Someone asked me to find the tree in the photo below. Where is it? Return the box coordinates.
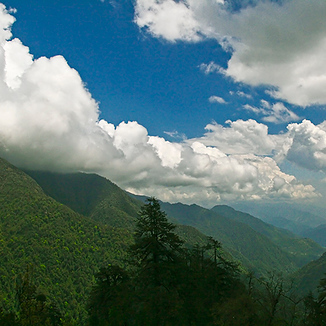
[182,238,242,326]
[87,264,131,326]
[130,197,184,286]
[130,197,185,325]
[304,274,326,326]
[16,266,63,326]
[0,307,19,326]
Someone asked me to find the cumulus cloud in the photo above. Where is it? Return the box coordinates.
[243,100,300,124]
[190,119,283,156]
[134,0,202,42]
[134,0,326,106]
[284,120,326,172]
[0,4,319,205]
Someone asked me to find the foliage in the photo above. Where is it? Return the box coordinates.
[304,274,326,326]
[211,205,324,267]
[87,265,132,326]
[161,201,323,276]
[2,158,326,325]
[293,252,326,296]
[87,198,247,326]
[0,158,133,324]
[25,170,141,229]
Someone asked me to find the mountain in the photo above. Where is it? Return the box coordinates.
[24,170,142,229]
[292,252,326,295]
[26,169,325,275]
[24,170,211,249]
[232,201,326,235]
[211,205,324,266]
[301,224,326,247]
[156,201,323,275]
[0,158,134,323]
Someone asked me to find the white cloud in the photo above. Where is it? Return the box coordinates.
[199,61,224,75]
[209,95,227,104]
[0,4,319,206]
[284,120,326,172]
[230,90,253,99]
[243,100,300,124]
[190,119,283,156]
[134,0,202,42]
[4,38,33,89]
[134,0,326,106]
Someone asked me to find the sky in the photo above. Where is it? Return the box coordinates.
[1,0,326,207]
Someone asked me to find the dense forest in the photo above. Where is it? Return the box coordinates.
[1,197,326,325]
[1,157,326,325]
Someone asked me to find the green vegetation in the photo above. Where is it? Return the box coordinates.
[86,198,326,326]
[87,198,244,326]
[0,158,133,324]
[26,170,324,275]
[160,202,323,275]
[0,159,213,324]
[24,170,142,230]
[1,158,326,325]
[302,224,326,247]
[292,252,326,295]
[211,205,324,267]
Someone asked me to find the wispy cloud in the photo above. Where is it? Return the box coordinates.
[164,130,187,141]
[230,90,253,99]
[243,100,300,124]
[199,61,225,75]
[209,95,227,104]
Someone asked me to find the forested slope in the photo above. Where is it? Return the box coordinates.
[211,205,324,266]
[0,158,133,323]
[292,252,326,295]
[25,170,142,229]
[25,170,211,248]
[27,169,324,276]
[160,202,323,275]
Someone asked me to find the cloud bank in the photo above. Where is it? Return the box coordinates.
[135,0,326,107]
[0,3,323,206]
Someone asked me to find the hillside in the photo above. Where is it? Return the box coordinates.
[292,252,326,295]
[159,202,292,274]
[302,224,326,247]
[0,158,134,323]
[24,169,324,276]
[159,202,324,275]
[25,170,211,249]
[25,170,142,229]
[211,205,324,266]
[232,201,326,235]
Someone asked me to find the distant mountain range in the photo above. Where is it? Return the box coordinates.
[25,167,326,276]
[1,156,325,323]
[232,201,326,247]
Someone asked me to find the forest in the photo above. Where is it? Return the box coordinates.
[1,197,326,326]
[0,158,326,325]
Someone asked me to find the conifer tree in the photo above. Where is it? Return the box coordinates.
[130,197,185,325]
[130,197,184,286]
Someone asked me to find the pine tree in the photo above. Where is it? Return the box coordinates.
[130,197,185,325]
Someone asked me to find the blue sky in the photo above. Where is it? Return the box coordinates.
[1,0,326,207]
[4,0,319,136]
[2,0,237,137]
